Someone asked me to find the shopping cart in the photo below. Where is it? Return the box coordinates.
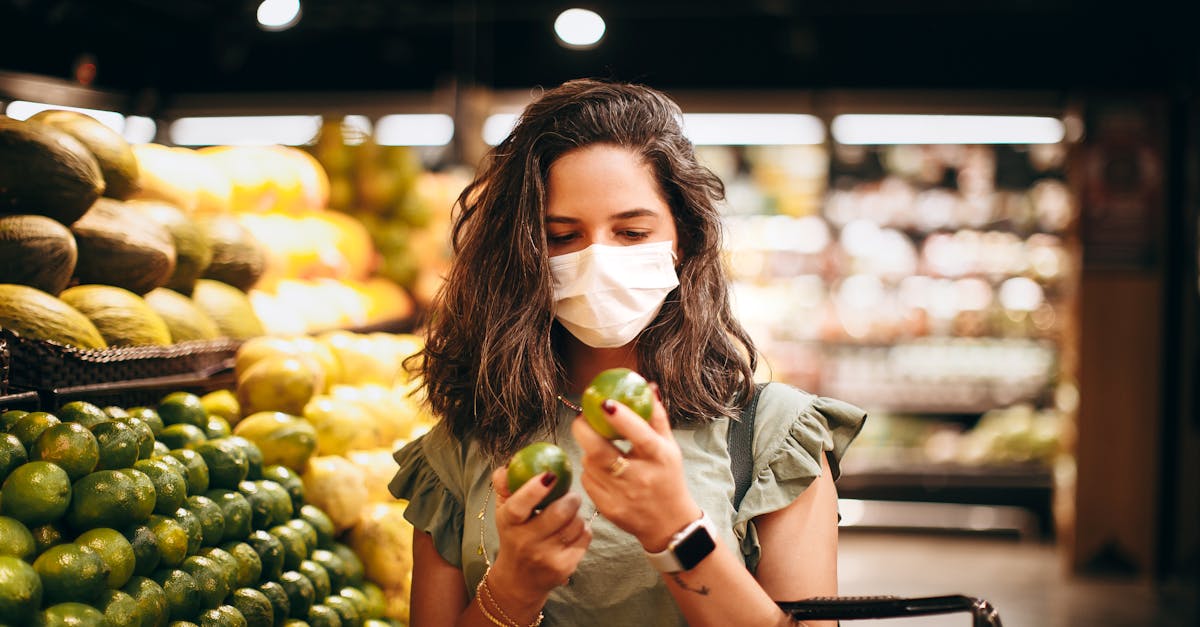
[779,594,1003,625]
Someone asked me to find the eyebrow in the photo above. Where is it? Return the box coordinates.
[545,208,661,224]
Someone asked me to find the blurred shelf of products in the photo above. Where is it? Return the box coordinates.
[705,134,1078,539]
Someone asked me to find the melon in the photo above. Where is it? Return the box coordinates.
[59,284,172,347]
[70,198,177,295]
[127,200,212,295]
[0,117,105,225]
[28,109,139,200]
[192,279,265,340]
[0,214,78,295]
[143,287,221,342]
[200,214,267,291]
[0,283,107,349]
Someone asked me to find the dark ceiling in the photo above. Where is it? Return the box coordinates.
[1,0,1197,100]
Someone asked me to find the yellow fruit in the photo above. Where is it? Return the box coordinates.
[201,389,242,426]
[346,503,412,593]
[233,412,317,472]
[303,396,382,457]
[238,355,325,417]
[192,279,265,340]
[144,287,222,342]
[0,283,107,349]
[59,284,172,346]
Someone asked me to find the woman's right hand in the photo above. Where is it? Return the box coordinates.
[486,465,592,604]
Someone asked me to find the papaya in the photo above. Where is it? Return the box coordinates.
[128,200,213,294]
[0,214,78,295]
[0,283,107,349]
[143,287,221,342]
[0,117,105,225]
[28,109,140,200]
[71,198,177,295]
[201,214,267,292]
[192,279,265,340]
[232,412,317,472]
[59,285,172,347]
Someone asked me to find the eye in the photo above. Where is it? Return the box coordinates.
[619,230,650,241]
[547,232,578,245]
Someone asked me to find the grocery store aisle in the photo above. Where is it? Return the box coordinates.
[838,531,1198,626]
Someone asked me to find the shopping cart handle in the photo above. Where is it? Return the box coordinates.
[778,594,1003,625]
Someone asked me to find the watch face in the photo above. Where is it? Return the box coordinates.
[674,526,717,570]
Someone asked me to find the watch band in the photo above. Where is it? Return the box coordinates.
[644,510,718,573]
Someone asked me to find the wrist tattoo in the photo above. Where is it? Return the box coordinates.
[670,573,711,595]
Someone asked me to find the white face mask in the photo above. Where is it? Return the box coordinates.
[549,241,680,348]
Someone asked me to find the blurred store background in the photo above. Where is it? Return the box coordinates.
[2,1,1198,624]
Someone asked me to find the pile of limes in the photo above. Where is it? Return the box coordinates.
[0,392,398,627]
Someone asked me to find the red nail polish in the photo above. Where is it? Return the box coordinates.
[602,399,616,414]
[541,472,556,486]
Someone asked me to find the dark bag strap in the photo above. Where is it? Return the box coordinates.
[728,382,768,510]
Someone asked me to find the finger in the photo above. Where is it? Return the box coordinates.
[602,398,663,453]
[491,466,512,500]
[500,471,560,523]
[555,515,587,546]
[571,415,618,457]
[646,382,672,438]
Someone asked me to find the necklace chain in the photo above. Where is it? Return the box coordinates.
[556,394,582,413]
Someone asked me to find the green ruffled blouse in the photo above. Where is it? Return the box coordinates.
[388,383,866,626]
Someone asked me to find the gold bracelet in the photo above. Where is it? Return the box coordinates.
[476,570,545,627]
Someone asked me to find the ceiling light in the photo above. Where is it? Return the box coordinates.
[682,113,825,145]
[257,0,302,32]
[5,101,125,134]
[122,116,157,144]
[554,8,605,49]
[482,113,519,146]
[831,114,1066,145]
[169,115,321,146]
[374,114,455,146]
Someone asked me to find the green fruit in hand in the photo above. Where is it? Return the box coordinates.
[506,442,571,509]
[581,367,654,440]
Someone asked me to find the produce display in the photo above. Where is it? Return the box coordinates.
[0,392,399,626]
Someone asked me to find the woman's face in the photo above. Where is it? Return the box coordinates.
[544,144,679,258]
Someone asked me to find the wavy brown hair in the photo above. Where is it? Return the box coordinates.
[419,78,757,459]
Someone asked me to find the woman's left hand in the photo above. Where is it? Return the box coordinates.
[570,383,703,552]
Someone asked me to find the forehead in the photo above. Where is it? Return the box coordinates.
[545,144,667,213]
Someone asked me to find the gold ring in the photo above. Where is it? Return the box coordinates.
[608,456,630,478]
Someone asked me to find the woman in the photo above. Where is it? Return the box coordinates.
[390,79,865,626]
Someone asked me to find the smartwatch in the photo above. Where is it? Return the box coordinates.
[644,511,718,573]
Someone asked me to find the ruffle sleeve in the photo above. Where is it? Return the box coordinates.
[732,384,867,572]
[388,430,468,568]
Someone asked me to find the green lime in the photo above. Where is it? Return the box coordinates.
[0,410,29,431]
[39,601,107,626]
[309,549,348,591]
[198,605,248,627]
[11,411,61,450]
[117,415,157,460]
[122,523,162,576]
[134,458,189,515]
[506,442,572,509]
[201,390,241,426]
[197,545,241,592]
[31,422,100,480]
[336,586,370,619]
[153,440,172,458]
[169,506,205,556]
[307,604,342,627]
[97,589,141,627]
[207,489,253,542]
[239,480,290,530]
[0,433,27,484]
[278,570,315,619]
[66,469,155,529]
[219,541,264,589]
[284,520,317,555]
[29,522,68,555]
[0,554,41,623]
[257,581,290,626]
[261,465,305,513]
[581,367,654,439]
[205,416,233,439]
[330,543,364,588]
[75,527,136,588]
[297,505,334,549]
[91,420,141,470]
[187,494,227,547]
[1,461,72,525]
[56,401,111,429]
[168,448,211,495]
[158,392,208,428]
[358,582,385,620]
[121,575,170,627]
[151,567,201,621]
[160,423,209,450]
[0,515,35,561]
[224,435,264,480]
[297,558,331,599]
[191,439,249,490]
[104,406,130,419]
[147,514,190,568]
[181,554,232,611]
[33,543,109,603]
[323,595,361,627]
[246,529,285,582]
[269,524,310,571]
[229,587,274,627]
[127,407,166,437]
